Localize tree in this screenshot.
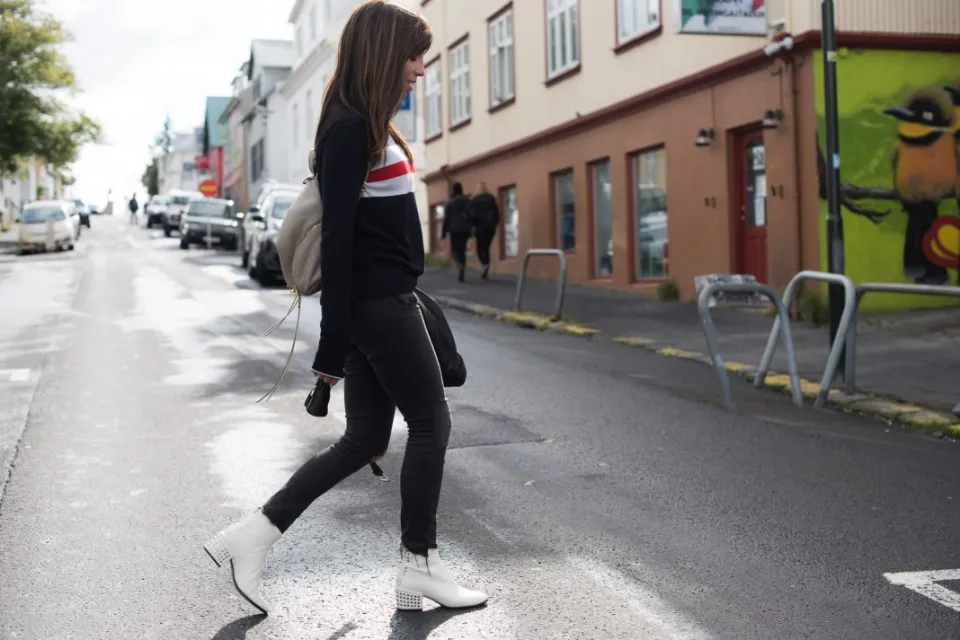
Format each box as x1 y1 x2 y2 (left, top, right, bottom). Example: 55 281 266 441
141 158 159 196
0 0 102 177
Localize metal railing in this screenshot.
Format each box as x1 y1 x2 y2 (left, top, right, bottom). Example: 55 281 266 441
697 280 802 408
844 282 960 394
755 270 856 408
513 249 568 320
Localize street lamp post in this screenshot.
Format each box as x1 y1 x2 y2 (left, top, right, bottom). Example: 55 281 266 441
820 0 847 375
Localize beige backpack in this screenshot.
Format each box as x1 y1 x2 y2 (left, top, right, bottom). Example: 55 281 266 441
258 150 325 402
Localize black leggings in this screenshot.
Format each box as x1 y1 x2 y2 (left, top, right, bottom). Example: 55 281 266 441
261 292 452 554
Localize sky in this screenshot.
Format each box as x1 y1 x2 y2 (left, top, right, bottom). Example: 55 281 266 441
44 0 292 206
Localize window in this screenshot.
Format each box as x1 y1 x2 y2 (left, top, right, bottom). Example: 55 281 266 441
553 171 575 251
306 89 314 132
308 7 317 42
546 0 579 78
252 77 262 101
424 58 442 138
632 147 668 280
295 26 303 57
251 139 266 181
617 0 660 45
292 103 299 146
488 8 514 107
592 160 612 277
448 40 470 126
500 185 519 258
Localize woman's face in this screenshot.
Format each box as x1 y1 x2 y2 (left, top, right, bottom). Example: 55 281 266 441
404 55 425 92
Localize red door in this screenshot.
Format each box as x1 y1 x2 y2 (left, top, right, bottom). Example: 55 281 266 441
735 131 768 283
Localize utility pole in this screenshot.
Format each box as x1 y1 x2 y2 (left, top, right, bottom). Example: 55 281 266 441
821 0 846 375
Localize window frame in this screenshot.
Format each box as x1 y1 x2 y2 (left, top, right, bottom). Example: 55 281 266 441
544 0 580 81
551 169 576 253
615 0 662 49
423 55 443 141
629 145 669 281
487 5 515 110
448 36 471 128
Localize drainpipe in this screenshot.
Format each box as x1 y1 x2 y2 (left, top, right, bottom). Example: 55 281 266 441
790 56 804 276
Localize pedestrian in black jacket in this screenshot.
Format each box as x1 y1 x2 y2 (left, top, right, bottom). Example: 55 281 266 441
469 182 500 280
441 181 472 281
202 0 487 617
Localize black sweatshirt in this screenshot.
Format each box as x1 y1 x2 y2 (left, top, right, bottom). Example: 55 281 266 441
311 110 424 378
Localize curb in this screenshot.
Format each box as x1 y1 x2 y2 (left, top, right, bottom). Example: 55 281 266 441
431 293 960 439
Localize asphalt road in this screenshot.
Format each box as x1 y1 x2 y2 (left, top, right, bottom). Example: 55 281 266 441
1 215 959 640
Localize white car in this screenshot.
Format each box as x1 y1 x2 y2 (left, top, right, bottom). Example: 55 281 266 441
19 200 76 253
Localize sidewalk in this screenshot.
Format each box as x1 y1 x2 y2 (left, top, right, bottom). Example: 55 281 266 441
419 265 960 431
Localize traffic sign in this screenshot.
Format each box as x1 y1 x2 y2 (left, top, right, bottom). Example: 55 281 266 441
198 179 218 197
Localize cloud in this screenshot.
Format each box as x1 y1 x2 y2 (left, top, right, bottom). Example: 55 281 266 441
41 0 291 203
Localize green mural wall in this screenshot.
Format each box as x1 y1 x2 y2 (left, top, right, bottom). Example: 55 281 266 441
813 49 960 311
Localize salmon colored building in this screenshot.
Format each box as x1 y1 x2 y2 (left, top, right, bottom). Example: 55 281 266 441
416 0 960 304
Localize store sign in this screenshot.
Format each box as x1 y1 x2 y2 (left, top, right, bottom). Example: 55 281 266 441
675 0 766 36
392 90 416 142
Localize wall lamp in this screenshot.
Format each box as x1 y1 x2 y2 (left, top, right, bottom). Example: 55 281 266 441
695 127 715 147
762 109 783 129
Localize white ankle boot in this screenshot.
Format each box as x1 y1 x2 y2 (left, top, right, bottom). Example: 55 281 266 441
204 510 282 614
396 547 489 610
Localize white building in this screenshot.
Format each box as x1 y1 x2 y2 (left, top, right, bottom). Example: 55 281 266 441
243 39 295 203
159 130 202 195
281 0 431 244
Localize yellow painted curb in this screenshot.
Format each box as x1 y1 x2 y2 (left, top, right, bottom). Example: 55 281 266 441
760 374 823 399
655 347 702 359
845 399 923 420
613 336 656 347
723 361 755 373
495 310 600 336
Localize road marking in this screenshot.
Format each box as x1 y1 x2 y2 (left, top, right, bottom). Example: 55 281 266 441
0 368 31 382
884 570 960 612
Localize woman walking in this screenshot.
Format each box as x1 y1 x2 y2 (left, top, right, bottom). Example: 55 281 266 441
203 0 488 615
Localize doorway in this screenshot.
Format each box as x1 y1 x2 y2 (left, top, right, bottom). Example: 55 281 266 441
734 130 768 282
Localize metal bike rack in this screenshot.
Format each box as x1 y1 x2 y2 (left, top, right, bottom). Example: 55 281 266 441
697 280 803 409
513 249 568 320
755 270 856 408
844 282 960 394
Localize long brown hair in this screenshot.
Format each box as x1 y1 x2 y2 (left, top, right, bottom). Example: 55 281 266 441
316 1 431 167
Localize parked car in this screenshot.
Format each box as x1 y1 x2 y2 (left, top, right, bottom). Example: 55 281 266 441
241 182 299 268
247 189 297 285
18 201 76 253
178 198 242 250
68 198 92 228
164 190 204 236
144 195 170 228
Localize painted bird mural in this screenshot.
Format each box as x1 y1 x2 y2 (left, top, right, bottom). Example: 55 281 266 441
883 86 959 284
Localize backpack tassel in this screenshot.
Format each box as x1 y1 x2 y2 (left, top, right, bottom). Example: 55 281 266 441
256 290 303 403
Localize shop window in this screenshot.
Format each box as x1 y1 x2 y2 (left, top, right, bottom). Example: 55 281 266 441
553 170 575 252
592 159 612 277
546 0 579 79
500 185 519 258
631 147 667 279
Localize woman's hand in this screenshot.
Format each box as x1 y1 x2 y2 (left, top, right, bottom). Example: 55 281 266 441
313 371 341 387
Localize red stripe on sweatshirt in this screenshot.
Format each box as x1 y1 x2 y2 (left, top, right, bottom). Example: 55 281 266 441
367 160 413 183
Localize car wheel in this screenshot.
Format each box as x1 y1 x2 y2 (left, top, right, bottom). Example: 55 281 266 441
67 243 75 251
254 254 272 286
241 249 249 269
179 238 189 250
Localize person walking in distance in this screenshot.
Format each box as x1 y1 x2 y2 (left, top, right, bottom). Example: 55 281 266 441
202 0 488 615
441 182 472 282
469 182 500 280
127 194 139 224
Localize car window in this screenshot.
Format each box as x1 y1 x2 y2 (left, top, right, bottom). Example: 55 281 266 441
22 206 65 223
271 195 296 219
186 200 233 218
171 195 190 205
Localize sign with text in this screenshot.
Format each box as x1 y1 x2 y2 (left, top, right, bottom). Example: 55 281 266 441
675 0 766 36
392 90 416 142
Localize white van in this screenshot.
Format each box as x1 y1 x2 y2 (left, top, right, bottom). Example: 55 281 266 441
19 200 76 253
